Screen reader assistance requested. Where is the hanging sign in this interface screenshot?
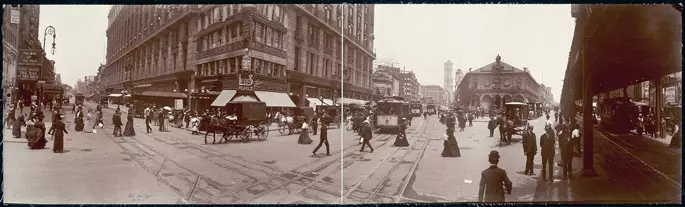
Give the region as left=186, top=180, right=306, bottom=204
left=175, top=99, right=184, bottom=110
left=237, top=70, right=255, bottom=92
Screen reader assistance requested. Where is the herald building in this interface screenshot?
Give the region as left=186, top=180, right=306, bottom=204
left=103, top=5, right=375, bottom=110
left=456, top=55, right=542, bottom=110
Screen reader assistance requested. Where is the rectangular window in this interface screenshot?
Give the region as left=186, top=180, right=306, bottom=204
left=266, top=27, right=273, bottom=46
left=255, top=23, right=262, bottom=43
left=267, top=5, right=273, bottom=21
left=273, top=31, right=281, bottom=49
left=274, top=6, right=281, bottom=23
left=294, top=47, right=300, bottom=72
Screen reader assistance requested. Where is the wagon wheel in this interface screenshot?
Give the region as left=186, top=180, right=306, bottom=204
left=225, top=127, right=235, bottom=142
left=278, top=123, right=287, bottom=135
left=240, top=127, right=251, bottom=143
left=256, top=123, right=269, bottom=141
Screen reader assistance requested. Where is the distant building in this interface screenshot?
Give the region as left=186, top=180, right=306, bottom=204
left=456, top=55, right=542, bottom=110
left=421, top=84, right=446, bottom=106
left=376, top=65, right=419, bottom=101
left=444, top=60, right=453, bottom=104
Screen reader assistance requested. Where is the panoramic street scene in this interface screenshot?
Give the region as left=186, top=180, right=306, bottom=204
left=2, top=4, right=682, bottom=204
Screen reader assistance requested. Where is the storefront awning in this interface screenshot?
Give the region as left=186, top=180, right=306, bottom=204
left=138, top=91, right=188, bottom=99
left=336, top=98, right=367, bottom=105
left=255, top=91, right=297, bottom=108
left=108, top=94, right=123, bottom=97
left=124, top=94, right=131, bottom=97
left=210, top=90, right=236, bottom=107
left=307, top=98, right=324, bottom=106
left=323, top=99, right=334, bottom=105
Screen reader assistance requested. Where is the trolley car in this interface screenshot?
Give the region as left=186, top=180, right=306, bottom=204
left=410, top=101, right=423, bottom=117
left=426, top=104, right=437, bottom=115
left=375, top=96, right=408, bottom=132
left=74, top=93, right=85, bottom=106
left=599, top=97, right=638, bottom=133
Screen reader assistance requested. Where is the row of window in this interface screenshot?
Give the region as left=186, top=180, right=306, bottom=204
left=254, top=22, right=285, bottom=49
left=199, top=22, right=244, bottom=52
left=196, top=56, right=286, bottom=78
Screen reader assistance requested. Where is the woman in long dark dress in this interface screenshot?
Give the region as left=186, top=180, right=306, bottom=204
left=298, top=121, right=313, bottom=144
left=25, top=116, right=37, bottom=147
left=394, top=119, right=410, bottom=147
left=123, top=112, right=136, bottom=136
left=441, top=128, right=461, bottom=157
left=30, top=117, right=48, bottom=149
left=74, top=108, right=84, bottom=131
left=12, top=113, right=25, bottom=138
left=48, top=115, right=68, bottom=153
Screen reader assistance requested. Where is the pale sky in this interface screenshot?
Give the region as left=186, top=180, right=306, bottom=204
left=37, top=5, right=110, bottom=88
left=374, top=4, right=575, bottom=103
left=36, top=5, right=572, bottom=103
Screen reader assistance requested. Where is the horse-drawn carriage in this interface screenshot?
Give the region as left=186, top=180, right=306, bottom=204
left=503, top=102, right=529, bottom=137
left=204, top=94, right=270, bottom=144
left=277, top=107, right=314, bottom=135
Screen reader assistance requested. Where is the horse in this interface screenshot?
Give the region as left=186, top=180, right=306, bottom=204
left=204, top=116, right=230, bottom=144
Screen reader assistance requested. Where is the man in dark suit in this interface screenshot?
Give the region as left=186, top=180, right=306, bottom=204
left=311, top=115, right=318, bottom=135
left=487, top=117, right=497, bottom=137
left=112, top=112, right=123, bottom=137
left=312, top=120, right=330, bottom=156
left=145, top=110, right=153, bottom=133
left=478, top=150, right=512, bottom=202
left=540, top=125, right=556, bottom=181
left=559, top=123, right=576, bottom=178
left=522, top=125, right=537, bottom=175
left=360, top=120, right=374, bottom=153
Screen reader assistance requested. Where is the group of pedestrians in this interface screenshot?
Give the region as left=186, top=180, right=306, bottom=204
left=7, top=101, right=68, bottom=153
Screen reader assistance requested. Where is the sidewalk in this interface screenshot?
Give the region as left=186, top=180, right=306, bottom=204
left=3, top=118, right=184, bottom=204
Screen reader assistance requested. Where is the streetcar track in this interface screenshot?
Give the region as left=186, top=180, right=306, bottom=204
left=365, top=119, right=434, bottom=203
left=342, top=117, right=433, bottom=203
left=83, top=104, right=351, bottom=203
left=272, top=118, right=430, bottom=204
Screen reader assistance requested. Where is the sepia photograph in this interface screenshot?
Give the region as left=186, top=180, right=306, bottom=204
left=1, top=3, right=681, bottom=204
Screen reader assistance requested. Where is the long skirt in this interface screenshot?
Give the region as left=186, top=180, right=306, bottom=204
left=84, top=120, right=93, bottom=133
left=441, top=136, right=461, bottom=157
left=393, top=133, right=410, bottom=147
left=53, top=135, right=64, bottom=153
left=26, top=125, right=36, bottom=146
left=75, top=119, right=84, bottom=131
left=298, top=129, right=313, bottom=144
left=12, top=121, right=22, bottom=138
left=30, top=128, right=47, bottom=149
left=123, top=121, right=136, bottom=136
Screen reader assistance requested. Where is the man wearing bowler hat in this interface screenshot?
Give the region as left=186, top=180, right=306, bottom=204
left=478, top=150, right=512, bottom=202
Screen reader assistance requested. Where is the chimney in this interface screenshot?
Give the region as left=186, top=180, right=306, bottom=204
left=523, top=67, right=528, bottom=72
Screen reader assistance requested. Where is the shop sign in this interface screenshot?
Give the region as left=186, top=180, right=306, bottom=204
left=665, top=86, right=676, bottom=104
left=237, top=70, right=255, bottom=92
left=19, top=49, right=41, bottom=66
left=175, top=99, right=184, bottom=110
left=10, top=10, right=20, bottom=24
left=17, top=66, right=40, bottom=81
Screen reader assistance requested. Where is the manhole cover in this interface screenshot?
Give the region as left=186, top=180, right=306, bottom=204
left=82, top=149, right=92, bottom=152
left=161, top=173, right=174, bottom=177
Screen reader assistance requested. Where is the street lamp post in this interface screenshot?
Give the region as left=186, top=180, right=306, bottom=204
left=39, top=26, right=56, bottom=107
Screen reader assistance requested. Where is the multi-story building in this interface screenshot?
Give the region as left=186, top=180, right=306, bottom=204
left=3, top=5, right=20, bottom=102
left=104, top=5, right=198, bottom=108
left=421, top=84, right=446, bottom=105
left=376, top=65, right=419, bottom=101
left=103, top=5, right=376, bottom=110
left=342, top=4, right=375, bottom=101
left=444, top=60, right=453, bottom=104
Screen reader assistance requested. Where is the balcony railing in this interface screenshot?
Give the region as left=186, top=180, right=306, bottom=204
left=197, top=39, right=248, bottom=59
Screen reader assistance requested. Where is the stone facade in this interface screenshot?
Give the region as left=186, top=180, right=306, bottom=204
left=456, top=55, right=542, bottom=110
